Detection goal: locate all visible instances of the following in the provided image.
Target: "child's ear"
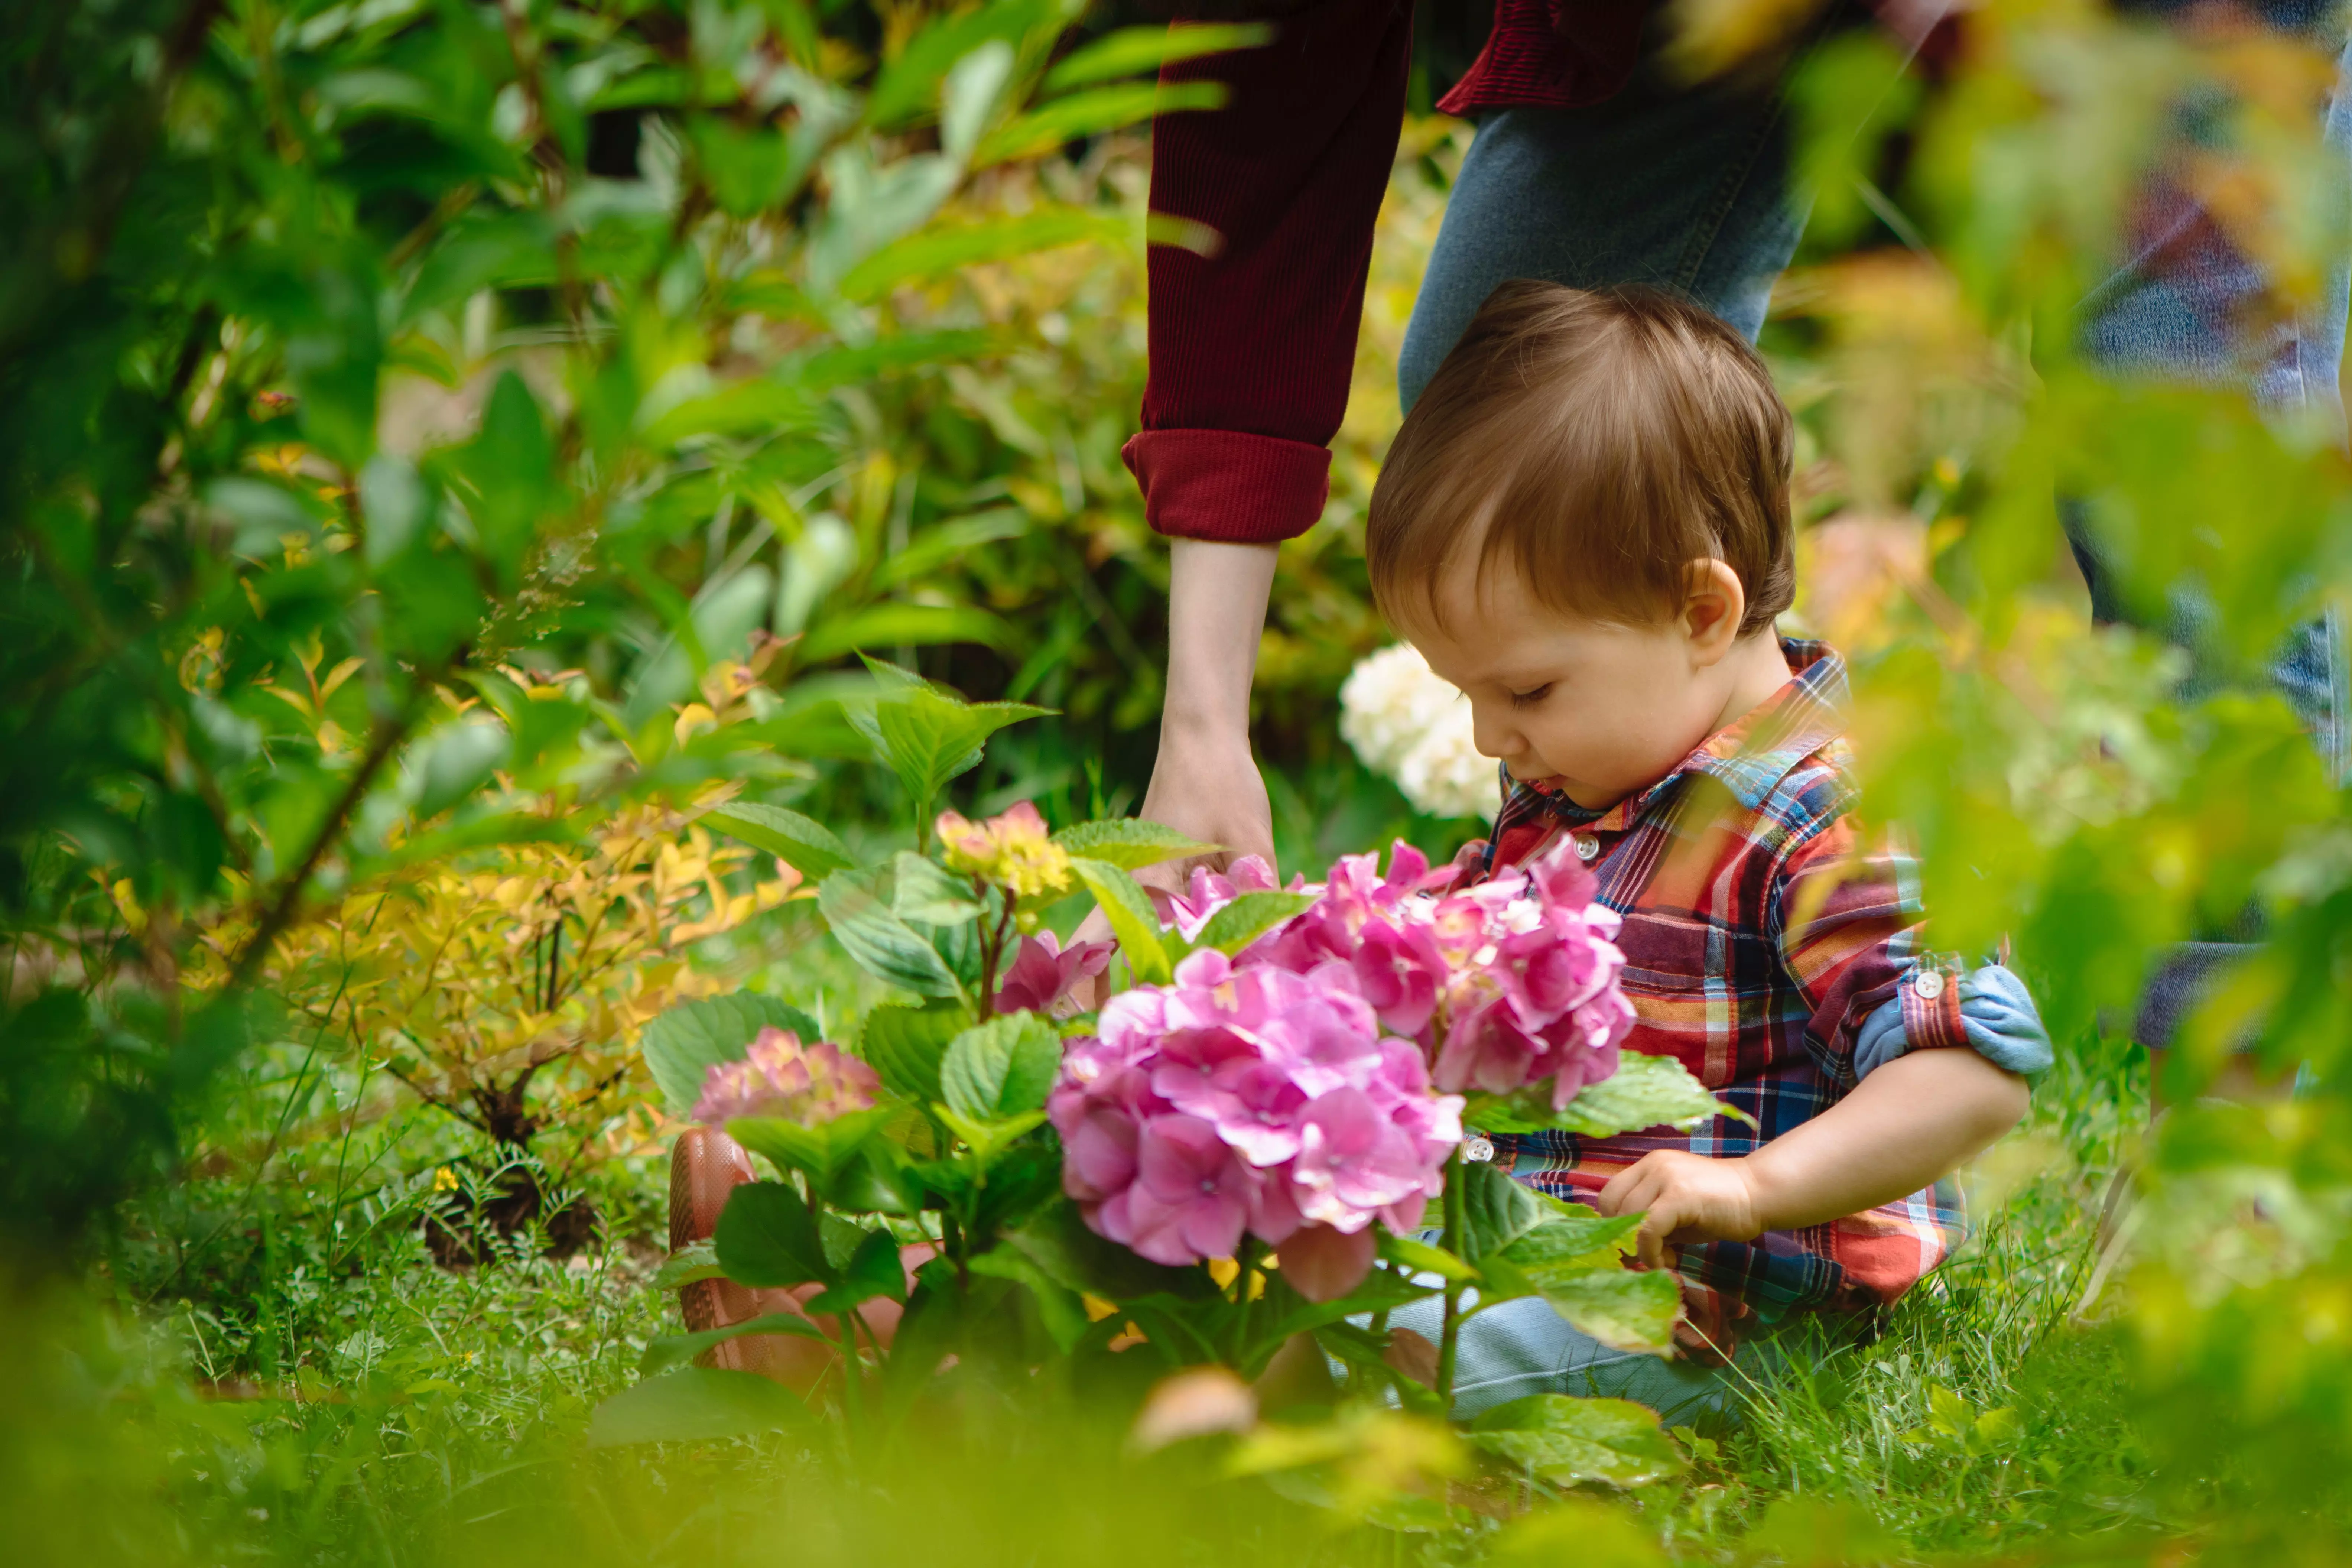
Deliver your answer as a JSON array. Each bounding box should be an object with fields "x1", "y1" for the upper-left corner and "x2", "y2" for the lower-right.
[{"x1": 1681, "y1": 559, "x2": 1748, "y2": 665}]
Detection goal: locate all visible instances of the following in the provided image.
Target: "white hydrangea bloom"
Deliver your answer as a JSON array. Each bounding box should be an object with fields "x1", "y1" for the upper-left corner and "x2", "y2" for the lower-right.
[{"x1": 1338, "y1": 643, "x2": 1498, "y2": 821}]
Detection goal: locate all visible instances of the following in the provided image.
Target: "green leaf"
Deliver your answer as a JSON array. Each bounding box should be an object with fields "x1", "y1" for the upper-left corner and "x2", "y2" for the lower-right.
[
  {"x1": 1466, "y1": 1395, "x2": 1688, "y2": 1489},
  {"x1": 845, "y1": 674, "x2": 1049, "y2": 808},
  {"x1": 839, "y1": 209, "x2": 1128, "y2": 302},
  {"x1": 1049, "y1": 817, "x2": 1216, "y2": 871},
  {"x1": 1266, "y1": 1262, "x2": 1440, "y2": 1344},
  {"x1": 870, "y1": 509, "x2": 1032, "y2": 589},
  {"x1": 1039, "y1": 22, "x2": 1271, "y2": 91},
  {"x1": 1456, "y1": 1159, "x2": 1546, "y2": 1263},
  {"x1": 1529, "y1": 1266, "x2": 1682, "y2": 1356},
  {"x1": 637, "y1": 1312, "x2": 829, "y2": 1378},
  {"x1": 641, "y1": 994, "x2": 823, "y2": 1117},
  {"x1": 713, "y1": 1180, "x2": 834, "y2": 1289},
  {"x1": 703, "y1": 803, "x2": 855, "y2": 880},
  {"x1": 651, "y1": 1241, "x2": 724, "y2": 1291},
  {"x1": 622, "y1": 567, "x2": 776, "y2": 730},
  {"x1": 973, "y1": 81, "x2": 1224, "y2": 167},
  {"x1": 725, "y1": 1106, "x2": 897, "y2": 1189},
  {"x1": 1193, "y1": 890, "x2": 1315, "y2": 956},
  {"x1": 1377, "y1": 1230, "x2": 1480, "y2": 1283},
  {"x1": 858, "y1": 1004, "x2": 967, "y2": 1105},
  {"x1": 933, "y1": 1104, "x2": 1048, "y2": 1162},
  {"x1": 800, "y1": 604, "x2": 1017, "y2": 664},
  {"x1": 968, "y1": 1245, "x2": 1092, "y2": 1351},
  {"x1": 1500, "y1": 1210, "x2": 1642, "y2": 1273},
  {"x1": 818, "y1": 867, "x2": 965, "y2": 999},
  {"x1": 804, "y1": 1227, "x2": 908, "y2": 1315},
  {"x1": 940, "y1": 1012, "x2": 1063, "y2": 1121},
  {"x1": 829, "y1": 1140, "x2": 928, "y2": 1216},
  {"x1": 893, "y1": 850, "x2": 984, "y2": 926},
  {"x1": 587, "y1": 1369, "x2": 814, "y2": 1446},
  {"x1": 1001, "y1": 1197, "x2": 1218, "y2": 1302},
  {"x1": 1069, "y1": 856, "x2": 1171, "y2": 984},
  {"x1": 1467, "y1": 1052, "x2": 1737, "y2": 1138}
]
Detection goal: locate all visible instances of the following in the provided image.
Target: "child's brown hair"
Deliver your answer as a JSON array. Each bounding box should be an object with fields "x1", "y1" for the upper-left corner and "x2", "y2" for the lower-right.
[{"x1": 1368, "y1": 280, "x2": 1795, "y2": 637}]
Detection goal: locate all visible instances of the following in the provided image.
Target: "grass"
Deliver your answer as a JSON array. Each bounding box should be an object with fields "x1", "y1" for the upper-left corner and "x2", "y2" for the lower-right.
[{"x1": 25, "y1": 1012, "x2": 2164, "y2": 1568}]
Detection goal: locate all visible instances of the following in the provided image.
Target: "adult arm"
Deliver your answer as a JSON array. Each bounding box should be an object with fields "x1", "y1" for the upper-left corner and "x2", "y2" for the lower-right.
[{"x1": 1123, "y1": 0, "x2": 1411, "y2": 874}]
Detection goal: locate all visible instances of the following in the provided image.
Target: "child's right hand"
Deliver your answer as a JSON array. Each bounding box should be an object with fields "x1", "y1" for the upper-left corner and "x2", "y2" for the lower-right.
[{"x1": 1594, "y1": 1149, "x2": 1767, "y2": 1269}]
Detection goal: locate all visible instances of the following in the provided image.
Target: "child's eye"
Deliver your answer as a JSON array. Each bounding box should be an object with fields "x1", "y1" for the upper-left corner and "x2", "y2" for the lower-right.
[{"x1": 1508, "y1": 684, "x2": 1553, "y2": 708}]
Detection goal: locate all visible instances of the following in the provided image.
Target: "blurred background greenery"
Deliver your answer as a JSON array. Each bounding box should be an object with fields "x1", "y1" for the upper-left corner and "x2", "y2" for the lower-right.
[{"x1": 12, "y1": 0, "x2": 2352, "y2": 1560}]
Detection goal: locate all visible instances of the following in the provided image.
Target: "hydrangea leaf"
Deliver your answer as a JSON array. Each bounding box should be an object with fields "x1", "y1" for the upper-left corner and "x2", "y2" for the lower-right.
[
  {"x1": 1069, "y1": 856, "x2": 1171, "y2": 983},
  {"x1": 1466, "y1": 1394, "x2": 1688, "y2": 1488},
  {"x1": 1049, "y1": 818, "x2": 1216, "y2": 871},
  {"x1": 725, "y1": 1106, "x2": 897, "y2": 1188},
  {"x1": 1376, "y1": 1230, "x2": 1480, "y2": 1283},
  {"x1": 587, "y1": 1369, "x2": 815, "y2": 1447},
  {"x1": 636, "y1": 1311, "x2": 829, "y2": 1378},
  {"x1": 858, "y1": 1003, "x2": 967, "y2": 1106},
  {"x1": 933, "y1": 1104, "x2": 1048, "y2": 1162},
  {"x1": 1192, "y1": 890, "x2": 1316, "y2": 956},
  {"x1": 703, "y1": 801, "x2": 855, "y2": 879},
  {"x1": 713, "y1": 1179, "x2": 835, "y2": 1289},
  {"x1": 1002, "y1": 1196, "x2": 1221, "y2": 1303},
  {"x1": 1502, "y1": 1208, "x2": 1643, "y2": 1270},
  {"x1": 891, "y1": 849, "x2": 984, "y2": 926},
  {"x1": 940, "y1": 1011, "x2": 1063, "y2": 1121},
  {"x1": 641, "y1": 994, "x2": 823, "y2": 1117},
  {"x1": 844, "y1": 665, "x2": 1049, "y2": 809},
  {"x1": 804, "y1": 1227, "x2": 907, "y2": 1315},
  {"x1": 818, "y1": 866, "x2": 965, "y2": 999},
  {"x1": 1455, "y1": 1159, "x2": 1546, "y2": 1262},
  {"x1": 1466, "y1": 1052, "x2": 1738, "y2": 1138},
  {"x1": 968, "y1": 1244, "x2": 1091, "y2": 1351},
  {"x1": 1531, "y1": 1264, "x2": 1682, "y2": 1356}
]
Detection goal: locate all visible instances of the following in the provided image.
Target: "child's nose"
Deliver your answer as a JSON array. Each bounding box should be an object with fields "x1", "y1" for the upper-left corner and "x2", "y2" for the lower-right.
[{"x1": 1469, "y1": 701, "x2": 1516, "y2": 762}]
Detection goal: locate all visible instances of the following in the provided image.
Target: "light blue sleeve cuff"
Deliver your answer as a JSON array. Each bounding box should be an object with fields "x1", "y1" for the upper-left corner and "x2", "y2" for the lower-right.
[{"x1": 1853, "y1": 964, "x2": 2053, "y2": 1081}]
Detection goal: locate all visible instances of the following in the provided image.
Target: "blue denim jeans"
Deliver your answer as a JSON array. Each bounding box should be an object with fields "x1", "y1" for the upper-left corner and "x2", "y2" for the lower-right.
[
  {"x1": 1399, "y1": 21, "x2": 1807, "y2": 406},
  {"x1": 1382, "y1": 1289, "x2": 1782, "y2": 1424}
]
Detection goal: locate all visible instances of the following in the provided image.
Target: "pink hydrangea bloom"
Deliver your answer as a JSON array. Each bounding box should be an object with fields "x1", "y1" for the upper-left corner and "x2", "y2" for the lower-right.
[
  {"x1": 994, "y1": 930, "x2": 1114, "y2": 1015},
  {"x1": 1048, "y1": 948, "x2": 1461, "y2": 1291},
  {"x1": 1053, "y1": 834, "x2": 1635, "y2": 1292},
  {"x1": 693, "y1": 1027, "x2": 881, "y2": 1126}
]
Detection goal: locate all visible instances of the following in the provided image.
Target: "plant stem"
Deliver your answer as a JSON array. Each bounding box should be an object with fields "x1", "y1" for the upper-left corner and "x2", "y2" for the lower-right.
[
  {"x1": 1436, "y1": 1146, "x2": 1465, "y2": 1413},
  {"x1": 1233, "y1": 1234, "x2": 1261, "y2": 1365}
]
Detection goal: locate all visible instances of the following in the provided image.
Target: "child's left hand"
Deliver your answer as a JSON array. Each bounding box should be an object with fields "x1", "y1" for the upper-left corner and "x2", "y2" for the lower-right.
[{"x1": 1594, "y1": 1150, "x2": 1766, "y2": 1269}]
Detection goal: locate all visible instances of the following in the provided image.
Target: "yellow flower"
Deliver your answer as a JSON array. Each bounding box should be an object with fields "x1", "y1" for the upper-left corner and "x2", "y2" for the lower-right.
[{"x1": 933, "y1": 801, "x2": 1072, "y2": 899}]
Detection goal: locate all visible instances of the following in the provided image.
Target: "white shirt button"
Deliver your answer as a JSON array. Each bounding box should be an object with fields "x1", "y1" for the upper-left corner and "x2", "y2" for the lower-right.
[
  {"x1": 1462, "y1": 1134, "x2": 1496, "y2": 1164},
  {"x1": 1573, "y1": 834, "x2": 1600, "y2": 862},
  {"x1": 1912, "y1": 970, "x2": 1947, "y2": 1001}
]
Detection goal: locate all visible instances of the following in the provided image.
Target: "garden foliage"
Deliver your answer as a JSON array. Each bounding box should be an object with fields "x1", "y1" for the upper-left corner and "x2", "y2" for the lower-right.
[{"x1": 11, "y1": 0, "x2": 2352, "y2": 1560}]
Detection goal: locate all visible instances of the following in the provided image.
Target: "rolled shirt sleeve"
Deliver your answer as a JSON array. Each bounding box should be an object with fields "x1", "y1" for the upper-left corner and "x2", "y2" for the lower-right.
[{"x1": 1123, "y1": 0, "x2": 1412, "y2": 543}]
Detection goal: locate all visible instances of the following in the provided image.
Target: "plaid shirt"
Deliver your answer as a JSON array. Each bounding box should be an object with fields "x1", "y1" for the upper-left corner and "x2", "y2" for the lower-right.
[{"x1": 1464, "y1": 641, "x2": 1973, "y2": 1358}]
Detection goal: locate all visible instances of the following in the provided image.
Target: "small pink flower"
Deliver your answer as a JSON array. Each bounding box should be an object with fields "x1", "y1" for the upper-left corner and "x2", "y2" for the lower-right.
[
  {"x1": 994, "y1": 930, "x2": 1114, "y2": 1015},
  {"x1": 1151, "y1": 855, "x2": 1285, "y2": 941},
  {"x1": 1117, "y1": 1114, "x2": 1255, "y2": 1265},
  {"x1": 692, "y1": 1028, "x2": 881, "y2": 1126},
  {"x1": 1291, "y1": 1087, "x2": 1430, "y2": 1227}
]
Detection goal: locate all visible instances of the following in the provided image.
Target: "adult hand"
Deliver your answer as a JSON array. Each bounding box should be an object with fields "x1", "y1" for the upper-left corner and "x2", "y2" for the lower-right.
[
  {"x1": 1069, "y1": 541, "x2": 1280, "y2": 1000},
  {"x1": 1137, "y1": 537, "x2": 1281, "y2": 882}
]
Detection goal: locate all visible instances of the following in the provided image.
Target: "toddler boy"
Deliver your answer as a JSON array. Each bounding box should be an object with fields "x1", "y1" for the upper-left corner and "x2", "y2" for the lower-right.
[{"x1": 1367, "y1": 281, "x2": 2051, "y2": 1418}]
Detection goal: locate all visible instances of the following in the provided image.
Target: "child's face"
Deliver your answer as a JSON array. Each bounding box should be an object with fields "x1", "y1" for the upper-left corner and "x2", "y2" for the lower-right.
[{"x1": 1403, "y1": 560, "x2": 1752, "y2": 812}]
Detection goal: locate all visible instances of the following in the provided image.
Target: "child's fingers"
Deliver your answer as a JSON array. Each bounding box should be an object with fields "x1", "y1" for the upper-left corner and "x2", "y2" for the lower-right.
[
  {"x1": 1633, "y1": 1198, "x2": 1682, "y2": 1269},
  {"x1": 1595, "y1": 1152, "x2": 1665, "y2": 1217}
]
